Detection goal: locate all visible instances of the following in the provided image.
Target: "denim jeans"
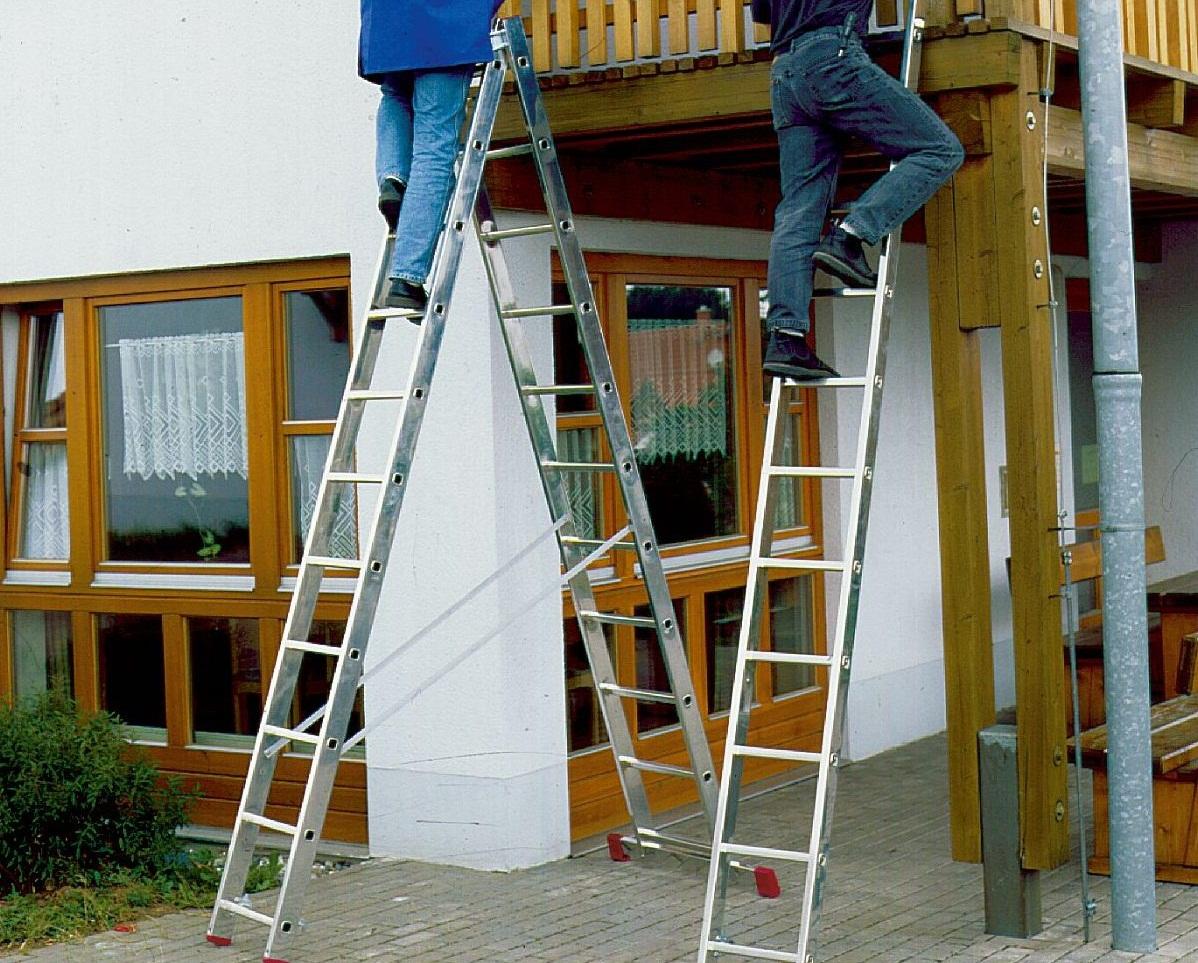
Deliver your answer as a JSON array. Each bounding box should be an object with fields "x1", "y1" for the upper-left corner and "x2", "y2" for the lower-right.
[
  {"x1": 376, "y1": 66, "x2": 474, "y2": 285},
  {"x1": 765, "y1": 27, "x2": 964, "y2": 332}
]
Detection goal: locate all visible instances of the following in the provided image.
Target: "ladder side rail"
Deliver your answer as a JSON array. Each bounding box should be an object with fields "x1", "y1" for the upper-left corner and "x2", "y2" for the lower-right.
[
  {"x1": 473, "y1": 185, "x2": 658, "y2": 831},
  {"x1": 499, "y1": 16, "x2": 719, "y2": 830},
  {"x1": 261, "y1": 54, "x2": 511, "y2": 962},
  {"x1": 698, "y1": 378, "x2": 794, "y2": 956},
  {"x1": 797, "y1": 8, "x2": 924, "y2": 957}
]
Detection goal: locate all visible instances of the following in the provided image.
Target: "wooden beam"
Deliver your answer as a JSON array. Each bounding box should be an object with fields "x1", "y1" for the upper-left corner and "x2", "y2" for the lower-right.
[
  {"x1": 993, "y1": 41, "x2": 1069, "y2": 871},
  {"x1": 1046, "y1": 103, "x2": 1198, "y2": 196},
  {"x1": 925, "y1": 178, "x2": 998, "y2": 863},
  {"x1": 1126, "y1": 76, "x2": 1187, "y2": 128},
  {"x1": 935, "y1": 90, "x2": 994, "y2": 156}
]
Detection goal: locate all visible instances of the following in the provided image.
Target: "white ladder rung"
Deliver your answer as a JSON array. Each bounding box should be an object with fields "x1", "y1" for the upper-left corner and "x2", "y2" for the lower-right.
[
  {"x1": 732, "y1": 744, "x2": 822, "y2": 765},
  {"x1": 758, "y1": 558, "x2": 848, "y2": 572},
  {"x1": 326, "y1": 472, "x2": 386, "y2": 485},
  {"x1": 720, "y1": 841, "x2": 812, "y2": 864},
  {"x1": 705, "y1": 940, "x2": 801, "y2": 962},
  {"x1": 365, "y1": 306, "x2": 424, "y2": 322},
  {"x1": 580, "y1": 611, "x2": 656, "y2": 628},
  {"x1": 480, "y1": 222, "x2": 555, "y2": 242},
  {"x1": 561, "y1": 536, "x2": 637, "y2": 551},
  {"x1": 599, "y1": 682, "x2": 678, "y2": 704},
  {"x1": 241, "y1": 812, "x2": 300, "y2": 836},
  {"x1": 542, "y1": 460, "x2": 616, "y2": 473},
  {"x1": 745, "y1": 651, "x2": 833, "y2": 666},
  {"x1": 304, "y1": 555, "x2": 365, "y2": 570},
  {"x1": 521, "y1": 383, "x2": 596, "y2": 396},
  {"x1": 503, "y1": 304, "x2": 576, "y2": 319},
  {"x1": 217, "y1": 899, "x2": 276, "y2": 928},
  {"x1": 263, "y1": 724, "x2": 321, "y2": 746},
  {"x1": 768, "y1": 465, "x2": 857, "y2": 478},
  {"x1": 486, "y1": 142, "x2": 533, "y2": 160},
  {"x1": 618, "y1": 755, "x2": 693, "y2": 778},
  {"x1": 812, "y1": 286, "x2": 877, "y2": 298},
  {"x1": 346, "y1": 389, "x2": 406, "y2": 402},
  {"x1": 785, "y1": 376, "x2": 868, "y2": 388},
  {"x1": 284, "y1": 639, "x2": 343, "y2": 657}
]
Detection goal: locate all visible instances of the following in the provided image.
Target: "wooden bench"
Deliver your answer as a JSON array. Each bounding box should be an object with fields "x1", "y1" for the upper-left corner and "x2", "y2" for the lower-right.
[
  {"x1": 1073, "y1": 633, "x2": 1198, "y2": 884},
  {"x1": 1058, "y1": 525, "x2": 1166, "y2": 731}
]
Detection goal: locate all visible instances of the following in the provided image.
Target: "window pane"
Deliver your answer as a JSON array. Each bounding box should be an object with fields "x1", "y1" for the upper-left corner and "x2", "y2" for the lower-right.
[
  {"x1": 190, "y1": 618, "x2": 261, "y2": 743},
  {"x1": 633, "y1": 600, "x2": 686, "y2": 734},
  {"x1": 18, "y1": 442, "x2": 69, "y2": 559},
  {"x1": 285, "y1": 290, "x2": 351, "y2": 421},
  {"x1": 628, "y1": 285, "x2": 739, "y2": 544},
  {"x1": 705, "y1": 587, "x2": 743, "y2": 714},
  {"x1": 551, "y1": 282, "x2": 594, "y2": 414},
  {"x1": 100, "y1": 298, "x2": 250, "y2": 563},
  {"x1": 557, "y1": 427, "x2": 602, "y2": 541},
  {"x1": 11, "y1": 611, "x2": 73, "y2": 701},
  {"x1": 770, "y1": 577, "x2": 817, "y2": 696},
  {"x1": 98, "y1": 614, "x2": 166, "y2": 740},
  {"x1": 773, "y1": 412, "x2": 806, "y2": 530},
  {"x1": 293, "y1": 620, "x2": 364, "y2": 752},
  {"x1": 566, "y1": 617, "x2": 613, "y2": 753},
  {"x1": 290, "y1": 435, "x2": 358, "y2": 562},
  {"x1": 26, "y1": 312, "x2": 66, "y2": 429}
]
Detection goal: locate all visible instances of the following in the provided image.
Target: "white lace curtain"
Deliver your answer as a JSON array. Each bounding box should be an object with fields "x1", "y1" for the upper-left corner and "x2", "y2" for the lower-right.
[
  {"x1": 117, "y1": 332, "x2": 248, "y2": 480},
  {"x1": 292, "y1": 436, "x2": 358, "y2": 559},
  {"x1": 21, "y1": 444, "x2": 69, "y2": 559}
]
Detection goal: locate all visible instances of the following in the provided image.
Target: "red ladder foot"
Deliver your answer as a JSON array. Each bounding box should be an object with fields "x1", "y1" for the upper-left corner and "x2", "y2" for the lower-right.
[
  {"x1": 754, "y1": 866, "x2": 781, "y2": 898},
  {"x1": 263, "y1": 957, "x2": 290, "y2": 963},
  {"x1": 606, "y1": 833, "x2": 631, "y2": 862},
  {"x1": 206, "y1": 934, "x2": 232, "y2": 947}
]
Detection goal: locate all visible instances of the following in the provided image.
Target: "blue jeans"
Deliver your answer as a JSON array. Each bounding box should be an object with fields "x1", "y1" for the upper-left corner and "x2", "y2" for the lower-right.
[
  {"x1": 376, "y1": 67, "x2": 474, "y2": 285},
  {"x1": 765, "y1": 27, "x2": 964, "y2": 332}
]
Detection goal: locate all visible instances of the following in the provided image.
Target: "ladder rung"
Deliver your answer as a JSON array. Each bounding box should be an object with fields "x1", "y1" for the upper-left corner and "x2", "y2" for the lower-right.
[
  {"x1": 304, "y1": 555, "x2": 365, "y2": 570},
  {"x1": 327, "y1": 472, "x2": 386, "y2": 485},
  {"x1": 617, "y1": 755, "x2": 693, "y2": 778},
  {"x1": 241, "y1": 812, "x2": 300, "y2": 836},
  {"x1": 284, "y1": 639, "x2": 343, "y2": 657},
  {"x1": 365, "y1": 306, "x2": 424, "y2": 322},
  {"x1": 580, "y1": 611, "x2": 657, "y2": 628},
  {"x1": 720, "y1": 841, "x2": 812, "y2": 864},
  {"x1": 561, "y1": 536, "x2": 637, "y2": 551},
  {"x1": 784, "y1": 376, "x2": 868, "y2": 388},
  {"x1": 502, "y1": 304, "x2": 576, "y2": 319},
  {"x1": 486, "y1": 143, "x2": 534, "y2": 159},
  {"x1": 521, "y1": 384, "x2": 596, "y2": 397},
  {"x1": 480, "y1": 222, "x2": 555, "y2": 242},
  {"x1": 346, "y1": 389, "x2": 406, "y2": 402},
  {"x1": 217, "y1": 899, "x2": 276, "y2": 928},
  {"x1": 732, "y1": 744, "x2": 822, "y2": 765},
  {"x1": 542, "y1": 461, "x2": 616, "y2": 473},
  {"x1": 598, "y1": 682, "x2": 678, "y2": 704},
  {"x1": 263, "y1": 724, "x2": 321, "y2": 746},
  {"x1": 768, "y1": 465, "x2": 857, "y2": 478},
  {"x1": 705, "y1": 939, "x2": 801, "y2": 962},
  {"x1": 812, "y1": 286, "x2": 877, "y2": 298},
  {"x1": 745, "y1": 651, "x2": 834, "y2": 667},
  {"x1": 758, "y1": 558, "x2": 847, "y2": 572}
]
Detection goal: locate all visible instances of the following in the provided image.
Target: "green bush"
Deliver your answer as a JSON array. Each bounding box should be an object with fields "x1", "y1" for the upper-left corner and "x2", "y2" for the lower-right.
[{"x1": 0, "y1": 695, "x2": 198, "y2": 895}]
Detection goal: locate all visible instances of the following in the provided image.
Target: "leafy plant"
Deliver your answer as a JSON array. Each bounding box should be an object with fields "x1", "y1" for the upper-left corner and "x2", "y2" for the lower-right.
[{"x1": 174, "y1": 481, "x2": 223, "y2": 560}]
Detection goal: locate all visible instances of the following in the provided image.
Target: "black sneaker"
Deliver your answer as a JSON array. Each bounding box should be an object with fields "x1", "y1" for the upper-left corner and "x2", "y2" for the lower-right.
[
  {"x1": 378, "y1": 177, "x2": 406, "y2": 233},
  {"x1": 813, "y1": 227, "x2": 877, "y2": 289},
  {"x1": 383, "y1": 279, "x2": 428, "y2": 321},
  {"x1": 763, "y1": 328, "x2": 840, "y2": 380}
]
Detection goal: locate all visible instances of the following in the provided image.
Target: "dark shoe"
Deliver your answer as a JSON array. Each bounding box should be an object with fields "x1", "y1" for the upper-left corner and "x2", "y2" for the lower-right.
[
  {"x1": 383, "y1": 279, "x2": 427, "y2": 321},
  {"x1": 378, "y1": 176, "x2": 406, "y2": 233},
  {"x1": 813, "y1": 228, "x2": 877, "y2": 290},
  {"x1": 763, "y1": 329, "x2": 840, "y2": 380}
]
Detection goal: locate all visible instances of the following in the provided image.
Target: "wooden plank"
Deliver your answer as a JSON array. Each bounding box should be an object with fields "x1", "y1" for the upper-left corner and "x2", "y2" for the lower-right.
[
  {"x1": 1179, "y1": 633, "x2": 1198, "y2": 695},
  {"x1": 586, "y1": 0, "x2": 609, "y2": 65},
  {"x1": 720, "y1": 0, "x2": 746, "y2": 51},
  {"x1": 1126, "y1": 76, "x2": 1186, "y2": 128},
  {"x1": 637, "y1": 0, "x2": 661, "y2": 57},
  {"x1": 559, "y1": 0, "x2": 582, "y2": 67},
  {"x1": 876, "y1": 0, "x2": 903, "y2": 26},
  {"x1": 532, "y1": 0, "x2": 553, "y2": 70},
  {"x1": 1076, "y1": 693, "x2": 1198, "y2": 774},
  {"x1": 668, "y1": 0, "x2": 690, "y2": 53},
  {"x1": 697, "y1": 0, "x2": 718, "y2": 49},
  {"x1": 615, "y1": 0, "x2": 636, "y2": 60},
  {"x1": 992, "y1": 41, "x2": 1069, "y2": 871},
  {"x1": 926, "y1": 177, "x2": 997, "y2": 863}
]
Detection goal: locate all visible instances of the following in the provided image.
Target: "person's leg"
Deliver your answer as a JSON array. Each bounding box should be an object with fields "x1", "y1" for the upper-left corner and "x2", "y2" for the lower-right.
[
  {"x1": 387, "y1": 66, "x2": 473, "y2": 289},
  {"x1": 375, "y1": 73, "x2": 414, "y2": 231}
]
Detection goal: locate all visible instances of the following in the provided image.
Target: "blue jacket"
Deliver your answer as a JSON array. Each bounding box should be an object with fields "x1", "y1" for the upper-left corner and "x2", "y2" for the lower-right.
[{"x1": 359, "y1": 0, "x2": 506, "y2": 80}]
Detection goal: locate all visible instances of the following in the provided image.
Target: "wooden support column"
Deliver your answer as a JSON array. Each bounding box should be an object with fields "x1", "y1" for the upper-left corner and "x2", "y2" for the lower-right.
[{"x1": 992, "y1": 41, "x2": 1069, "y2": 871}]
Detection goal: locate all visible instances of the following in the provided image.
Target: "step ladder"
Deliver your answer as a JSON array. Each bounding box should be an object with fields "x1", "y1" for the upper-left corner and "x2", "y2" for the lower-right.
[
  {"x1": 207, "y1": 18, "x2": 718, "y2": 963},
  {"x1": 696, "y1": 5, "x2": 925, "y2": 962}
]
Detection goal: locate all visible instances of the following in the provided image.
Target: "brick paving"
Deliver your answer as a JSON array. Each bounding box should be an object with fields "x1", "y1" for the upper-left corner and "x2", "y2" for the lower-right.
[{"x1": 5, "y1": 733, "x2": 1197, "y2": 962}]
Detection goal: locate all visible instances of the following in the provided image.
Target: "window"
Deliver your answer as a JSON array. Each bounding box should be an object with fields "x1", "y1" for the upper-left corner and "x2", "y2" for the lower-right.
[
  {"x1": 97, "y1": 614, "x2": 166, "y2": 742},
  {"x1": 704, "y1": 586, "x2": 744, "y2": 714},
  {"x1": 11, "y1": 610, "x2": 73, "y2": 700},
  {"x1": 11, "y1": 310, "x2": 69, "y2": 561},
  {"x1": 565, "y1": 616, "x2": 612, "y2": 752},
  {"x1": 633, "y1": 600, "x2": 686, "y2": 734},
  {"x1": 190, "y1": 617, "x2": 262, "y2": 745},
  {"x1": 769, "y1": 577, "x2": 817, "y2": 695},
  {"x1": 293, "y1": 619, "x2": 364, "y2": 754}
]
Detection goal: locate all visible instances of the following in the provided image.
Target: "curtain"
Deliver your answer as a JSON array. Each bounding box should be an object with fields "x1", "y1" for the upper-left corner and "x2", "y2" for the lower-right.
[
  {"x1": 21, "y1": 443, "x2": 69, "y2": 559},
  {"x1": 118, "y1": 332, "x2": 248, "y2": 480},
  {"x1": 292, "y1": 435, "x2": 358, "y2": 559},
  {"x1": 557, "y1": 428, "x2": 599, "y2": 539}
]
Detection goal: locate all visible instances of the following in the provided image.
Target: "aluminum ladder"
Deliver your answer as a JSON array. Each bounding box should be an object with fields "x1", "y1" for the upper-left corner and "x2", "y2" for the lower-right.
[
  {"x1": 207, "y1": 18, "x2": 718, "y2": 963},
  {"x1": 696, "y1": 6, "x2": 925, "y2": 961}
]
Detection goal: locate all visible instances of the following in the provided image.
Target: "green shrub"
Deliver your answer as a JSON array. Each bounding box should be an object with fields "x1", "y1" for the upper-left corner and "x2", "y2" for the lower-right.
[{"x1": 0, "y1": 695, "x2": 198, "y2": 895}]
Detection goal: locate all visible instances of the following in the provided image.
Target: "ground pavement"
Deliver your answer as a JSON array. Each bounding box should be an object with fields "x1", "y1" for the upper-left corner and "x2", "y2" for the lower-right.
[{"x1": 5, "y1": 733, "x2": 1198, "y2": 963}]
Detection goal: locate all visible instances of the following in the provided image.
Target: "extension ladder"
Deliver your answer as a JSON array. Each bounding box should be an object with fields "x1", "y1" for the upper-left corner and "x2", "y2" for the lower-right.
[
  {"x1": 207, "y1": 18, "x2": 718, "y2": 963},
  {"x1": 696, "y1": 6, "x2": 925, "y2": 961}
]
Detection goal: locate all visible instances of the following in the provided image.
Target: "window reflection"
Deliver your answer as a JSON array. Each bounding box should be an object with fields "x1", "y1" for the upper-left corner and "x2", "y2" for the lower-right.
[
  {"x1": 190, "y1": 618, "x2": 262, "y2": 743},
  {"x1": 633, "y1": 601, "x2": 685, "y2": 734},
  {"x1": 12, "y1": 610, "x2": 73, "y2": 701},
  {"x1": 98, "y1": 614, "x2": 166, "y2": 740},
  {"x1": 565, "y1": 617, "x2": 613, "y2": 753},
  {"x1": 705, "y1": 587, "x2": 744, "y2": 714},
  {"x1": 770, "y1": 578, "x2": 817, "y2": 695}
]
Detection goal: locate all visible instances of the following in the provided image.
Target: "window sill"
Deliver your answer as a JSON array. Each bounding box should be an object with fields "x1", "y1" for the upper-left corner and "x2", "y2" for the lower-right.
[
  {"x1": 277, "y1": 576, "x2": 356, "y2": 594},
  {"x1": 4, "y1": 569, "x2": 71, "y2": 587},
  {"x1": 640, "y1": 534, "x2": 816, "y2": 577},
  {"x1": 92, "y1": 572, "x2": 256, "y2": 592}
]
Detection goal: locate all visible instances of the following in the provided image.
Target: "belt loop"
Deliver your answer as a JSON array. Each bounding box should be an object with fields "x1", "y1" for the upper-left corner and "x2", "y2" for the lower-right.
[{"x1": 837, "y1": 12, "x2": 857, "y2": 57}]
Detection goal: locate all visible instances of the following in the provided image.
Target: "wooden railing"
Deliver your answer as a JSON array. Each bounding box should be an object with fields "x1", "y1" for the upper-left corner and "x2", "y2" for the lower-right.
[{"x1": 496, "y1": 0, "x2": 903, "y2": 72}]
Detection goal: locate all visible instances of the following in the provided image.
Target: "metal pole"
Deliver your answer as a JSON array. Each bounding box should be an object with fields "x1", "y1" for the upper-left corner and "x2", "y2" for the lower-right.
[{"x1": 1075, "y1": 0, "x2": 1158, "y2": 948}]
